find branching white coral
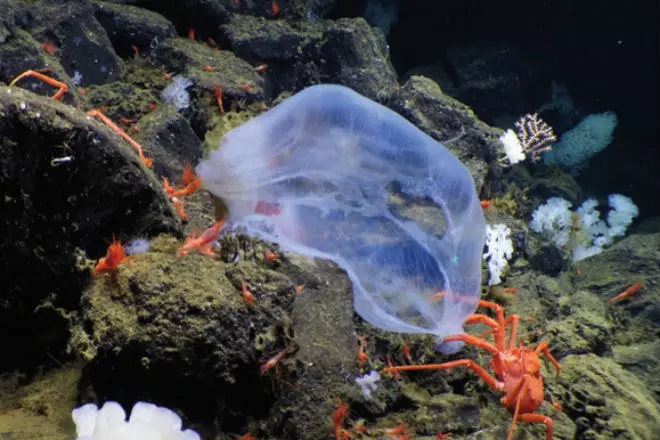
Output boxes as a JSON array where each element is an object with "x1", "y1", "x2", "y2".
[
  {"x1": 499, "y1": 113, "x2": 556, "y2": 166},
  {"x1": 483, "y1": 224, "x2": 514, "y2": 286}
]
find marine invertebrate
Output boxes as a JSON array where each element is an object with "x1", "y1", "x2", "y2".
[
  {"x1": 382, "y1": 299, "x2": 561, "y2": 440},
  {"x1": 93, "y1": 236, "x2": 129, "y2": 276},
  {"x1": 9, "y1": 69, "x2": 153, "y2": 167},
  {"x1": 196, "y1": 84, "x2": 487, "y2": 354}
]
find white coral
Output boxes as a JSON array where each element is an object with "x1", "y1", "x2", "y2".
[{"x1": 483, "y1": 223, "x2": 514, "y2": 286}]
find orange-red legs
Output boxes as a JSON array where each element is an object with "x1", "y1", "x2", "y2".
[
  {"x1": 332, "y1": 399, "x2": 349, "y2": 440},
  {"x1": 401, "y1": 343, "x2": 413, "y2": 364},
  {"x1": 41, "y1": 42, "x2": 57, "y2": 55},
  {"x1": 87, "y1": 109, "x2": 152, "y2": 167},
  {"x1": 214, "y1": 85, "x2": 225, "y2": 115},
  {"x1": 381, "y1": 300, "x2": 560, "y2": 440},
  {"x1": 240, "y1": 280, "x2": 254, "y2": 306},
  {"x1": 161, "y1": 163, "x2": 201, "y2": 219},
  {"x1": 357, "y1": 336, "x2": 369, "y2": 366},
  {"x1": 177, "y1": 219, "x2": 224, "y2": 257},
  {"x1": 9, "y1": 69, "x2": 68, "y2": 100},
  {"x1": 608, "y1": 282, "x2": 643, "y2": 304}
]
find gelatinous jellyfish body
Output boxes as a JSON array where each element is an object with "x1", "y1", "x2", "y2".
[{"x1": 197, "y1": 84, "x2": 486, "y2": 353}]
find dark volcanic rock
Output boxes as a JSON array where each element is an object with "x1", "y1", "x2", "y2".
[
  {"x1": 390, "y1": 75, "x2": 497, "y2": 188},
  {"x1": 92, "y1": 0, "x2": 177, "y2": 58},
  {"x1": 319, "y1": 18, "x2": 398, "y2": 101},
  {"x1": 155, "y1": 37, "x2": 266, "y2": 103},
  {"x1": 73, "y1": 234, "x2": 356, "y2": 439},
  {"x1": 0, "y1": 85, "x2": 181, "y2": 371},
  {"x1": 0, "y1": 0, "x2": 122, "y2": 87},
  {"x1": 222, "y1": 15, "x2": 398, "y2": 100},
  {"x1": 133, "y1": 103, "x2": 203, "y2": 181},
  {"x1": 529, "y1": 245, "x2": 567, "y2": 277}
]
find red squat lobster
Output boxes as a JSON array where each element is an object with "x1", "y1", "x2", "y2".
[{"x1": 382, "y1": 299, "x2": 561, "y2": 440}]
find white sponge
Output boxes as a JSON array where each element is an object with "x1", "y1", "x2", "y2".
[
  {"x1": 529, "y1": 197, "x2": 573, "y2": 247},
  {"x1": 607, "y1": 194, "x2": 639, "y2": 237},
  {"x1": 530, "y1": 194, "x2": 638, "y2": 262},
  {"x1": 161, "y1": 76, "x2": 193, "y2": 111},
  {"x1": 543, "y1": 112, "x2": 617, "y2": 167},
  {"x1": 72, "y1": 401, "x2": 200, "y2": 440}
]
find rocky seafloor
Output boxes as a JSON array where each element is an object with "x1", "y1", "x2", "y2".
[{"x1": 0, "y1": 0, "x2": 658, "y2": 439}]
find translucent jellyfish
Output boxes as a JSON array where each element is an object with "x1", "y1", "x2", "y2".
[{"x1": 197, "y1": 84, "x2": 486, "y2": 353}]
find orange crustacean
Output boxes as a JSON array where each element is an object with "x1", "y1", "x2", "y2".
[
  {"x1": 8, "y1": 69, "x2": 153, "y2": 167},
  {"x1": 93, "y1": 236, "x2": 129, "y2": 276},
  {"x1": 381, "y1": 299, "x2": 560, "y2": 440},
  {"x1": 177, "y1": 219, "x2": 225, "y2": 257}
]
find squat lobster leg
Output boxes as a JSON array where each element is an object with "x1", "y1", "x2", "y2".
[
  {"x1": 534, "y1": 341, "x2": 561, "y2": 380},
  {"x1": 382, "y1": 358, "x2": 503, "y2": 391},
  {"x1": 87, "y1": 109, "x2": 153, "y2": 167},
  {"x1": 9, "y1": 69, "x2": 68, "y2": 100},
  {"x1": 519, "y1": 413, "x2": 553, "y2": 440},
  {"x1": 380, "y1": 300, "x2": 560, "y2": 440}
]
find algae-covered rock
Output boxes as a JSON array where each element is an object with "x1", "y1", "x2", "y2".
[
  {"x1": 546, "y1": 290, "x2": 613, "y2": 358},
  {"x1": 73, "y1": 233, "x2": 361, "y2": 439},
  {"x1": 389, "y1": 75, "x2": 495, "y2": 188},
  {"x1": 262, "y1": 254, "x2": 358, "y2": 439},
  {"x1": 133, "y1": 103, "x2": 203, "y2": 181},
  {"x1": 222, "y1": 15, "x2": 398, "y2": 100},
  {"x1": 154, "y1": 37, "x2": 265, "y2": 100},
  {"x1": 574, "y1": 218, "x2": 659, "y2": 319},
  {"x1": 613, "y1": 340, "x2": 660, "y2": 402},
  {"x1": 0, "y1": 368, "x2": 79, "y2": 440},
  {"x1": 92, "y1": 0, "x2": 177, "y2": 58},
  {"x1": 559, "y1": 353, "x2": 660, "y2": 439},
  {"x1": 75, "y1": 235, "x2": 294, "y2": 422},
  {"x1": 0, "y1": 0, "x2": 122, "y2": 88}
]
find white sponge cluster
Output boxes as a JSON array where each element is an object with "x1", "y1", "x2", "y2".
[
  {"x1": 161, "y1": 76, "x2": 194, "y2": 111},
  {"x1": 355, "y1": 370, "x2": 381, "y2": 399},
  {"x1": 483, "y1": 223, "x2": 514, "y2": 286},
  {"x1": 529, "y1": 194, "x2": 638, "y2": 261},
  {"x1": 72, "y1": 401, "x2": 200, "y2": 440},
  {"x1": 529, "y1": 197, "x2": 574, "y2": 247}
]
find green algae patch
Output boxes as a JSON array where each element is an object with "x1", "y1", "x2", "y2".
[
  {"x1": 613, "y1": 340, "x2": 660, "y2": 402},
  {"x1": 560, "y1": 353, "x2": 660, "y2": 439},
  {"x1": 0, "y1": 367, "x2": 79, "y2": 440},
  {"x1": 202, "y1": 109, "x2": 256, "y2": 156},
  {"x1": 546, "y1": 290, "x2": 613, "y2": 358},
  {"x1": 84, "y1": 63, "x2": 166, "y2": 121}
]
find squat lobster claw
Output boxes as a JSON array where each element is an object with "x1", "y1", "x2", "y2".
[{"x1": 381, "y1": 299, "x2": 560, "y2": 440}]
